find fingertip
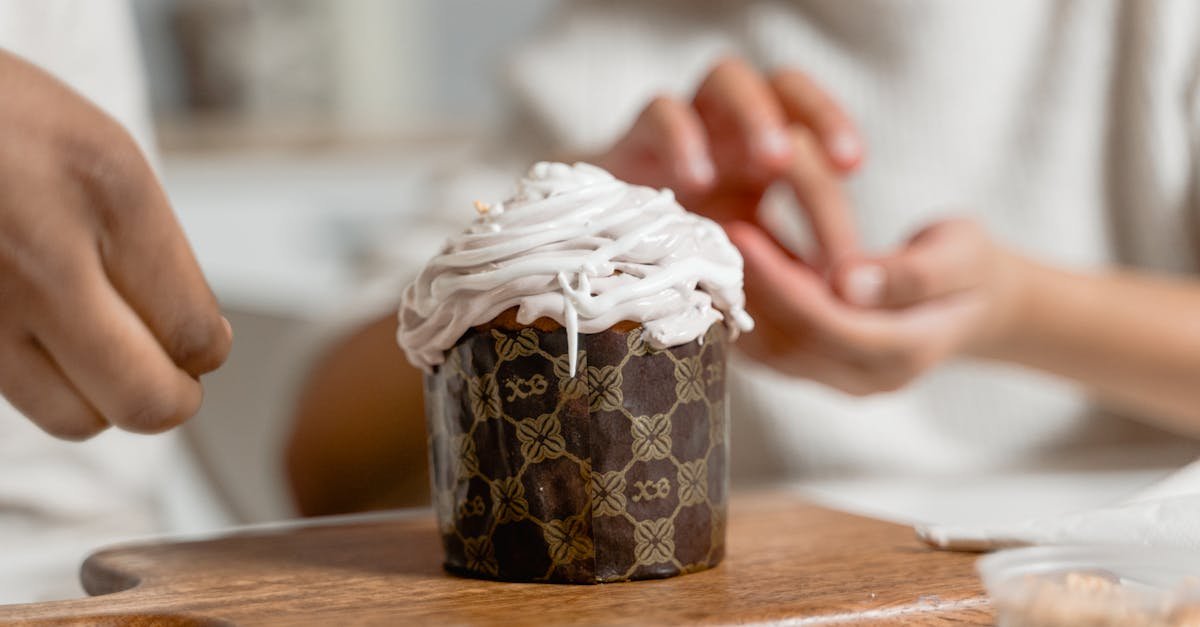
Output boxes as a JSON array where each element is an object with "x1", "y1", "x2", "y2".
[
  {"x1": 692, "y1": 57, "x2": 791, "y2": 178},
  {"x1": 725, "y1": 223, "x2": 774, "y2": 278},
  {"x1": 214, "y1": 314, "x2": 234, "y2": 368},
  {"x1": 827, "y1": 131, "x2": 864, "y2": 171},
  {"x1": 645, "y1": 95, "x2": 715, "y2": 192},
  {"x1": 768, "y1": 68, "x2": 864, "y2": 171},
  {"x1": 676, "y1": 153, "x2": 716, "y2": 191},
  {"x1": 727, "y1": 221, "x2": 802, "y2": 284},
  {"x1": 745, "y1": 128, "x2": 793, "y2": 179},
  {"x1": 837, "y1": 262, "x2": 886, "y2": 307},
  {"x1": 723, "y1": 220, "x2": 763, "y2": 253},
  {"x1": 757, "y1": 128, "x2": 793, "y2": 162},
  {"x1": 169, "y1": 314, "x2": 233, "y2": 378}
]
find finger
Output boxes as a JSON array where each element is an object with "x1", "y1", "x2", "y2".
[
  {"x1": 601, "y1": 95, "x2": 715, "y2": 193},
  {"x1": 728, "y1": 243, "x2": 889, "y2": 395},
  {"x1": 692, "y1": 57, "x2": 792, "y2": 182},
  {"x1": 836, "y1": 219, "x2": 986, "y2": 308},
  {"x1": 33, "y1": 258, "x2": 204, "y2": 434},
  {"x1": 785, "y1": 127, "x2": 860, "y2": 270},
  {"x1": 88, "y1": 143, "x2": 232, "y2": 378},
  {"x1": 725, "y1": 220, "x2": 837, "y2": 328},
  {"x1": 0, "y1": 333, "x2": 108, "y2": 441},
  {"x1": 731, "y1": 220, "x2": 909, "y2": 362},
  {"x1": 770, "y1": 69, "x2": 864, "y2": 171},
  {"x1": 731, "y1": 221, "x2": 964, "y2": 393},
  {"x1": 734, "y1": 312, "x2": 870, "y2": 391}
]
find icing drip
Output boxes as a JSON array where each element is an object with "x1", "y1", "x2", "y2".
[{"x1": 397, "y1": 162, "x2": 754, "y2": 373}]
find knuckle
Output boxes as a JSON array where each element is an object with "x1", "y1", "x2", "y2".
[
  {"x1": 837, "y1": 381, "x2": 873, "y2": 397},
  {"x1": 878, "y1": 351, "x2": 928, "y2": 388},
  {"x1": 897, "y1": 261, "x2": 937, "y2": 300},
  {"x1": 960, "y1": 221, "x2": 989, "y2": 249},
  {"x1": 845, "y1": 344, "x2": 924, "y2": 393},
  {"x1": 643, "y1": 96, "x2": 685, "y2": 134},
  {"x1": 646, "y1": 94, "x2": 677, "y2": 113},
  {"x1": 944, "y1": 216, "x2": 981, "y2": 233},
  {"x1": 851, "y1": 365, "x2": 911, "y2": 395},
  {"x1": 60, "y1": 121, "x2": 135, "y2": 190},
  {"x1": 873, "y1": 377, "x2": 909, "y2": 394},
  {"x1": 880, "y1": 362, "x2": 919, "y2": 390},
  {"x1": 834, "y1": 374, "x2": 884, "y2": 397},
  {"x1": 928, "y1": 217, "x2": 983, "y2": 248},
  {"x1": 816, "y1": 324, "x2": 863, "y2": 353},
  {"x1": 709, "y1": 56, "x2": 749, "y2": 78},
  {"x1": 769, "y1": 67, "x2": 809, "y2": 89},
  {"x1": 695, "y1": 57, "x2": 752, "y2": 104},
  {"x1": 60, "y1": 125, "x2": 156, "y2": 232},
  {"x1": 881, "y1": 343, "x2": 919, "y2": 371},
  {"x1": 787, "y1": 126, "x2": 821, "y2": 161}
]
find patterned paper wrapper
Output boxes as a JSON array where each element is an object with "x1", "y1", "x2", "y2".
[{"x1": 423, "y1": 312, "x2": 729, "y2": 583}]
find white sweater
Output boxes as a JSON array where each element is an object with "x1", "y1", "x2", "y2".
[
  {"x1": 0, "y1": 0, "x2": 177, "y2": 603},
  {"x1": 504, "y1": 0, "x2": 1200, "y2": 479}
]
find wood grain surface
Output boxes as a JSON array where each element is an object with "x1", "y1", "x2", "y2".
[{"x1": 0, "y1": 492, "x2": 993, "y2": 625}]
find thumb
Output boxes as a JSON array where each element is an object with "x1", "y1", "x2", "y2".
[{"x1": 836, "y1": 219, "x2": 987, "y2": 308}]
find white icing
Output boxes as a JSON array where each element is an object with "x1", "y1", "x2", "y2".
[{"x1": 397, "y1": 162, "x2": 754, "y2": 374}]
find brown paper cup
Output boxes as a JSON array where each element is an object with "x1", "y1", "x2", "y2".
[{"x1": 423, "y1": 313, "x2": 729, "y2": 583}]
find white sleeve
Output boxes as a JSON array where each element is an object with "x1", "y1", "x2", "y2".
[
  {"x1": 1191, "y1": 66, "x2": 1200, "y2": 254},
  {"x1": 0, "y1": 0, "x2": 155, "y2": 159}
]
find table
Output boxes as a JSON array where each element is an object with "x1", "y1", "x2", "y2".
[{"x1": 0, "y1": 493, "x2": 993, "y2": 625}]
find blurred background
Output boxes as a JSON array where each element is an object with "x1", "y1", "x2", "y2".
[
  {"x1": 137, "y1": 0, "x2": 559, "y2": 134},
  {"x1": 129, "y1": 0, "x2": 563, "y2": 525},
  {"x1": 7, "y1": 0, "x2": 1199, "y2": 608},
  {"x1": 126, "y1": 0, "x2": 1196, "y2": 529},
  {"x1": 133, "y1": 0, "x2": 559, "y2": 310}
]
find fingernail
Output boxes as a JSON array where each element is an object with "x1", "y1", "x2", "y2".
[
  {"x1": 688, "y1": 155, "x2": 715, "y2": 186},
  {"x1": 829, "y1": 132, "x2": 860, "y2": 165},
  {"x1": 845, "y1": 265, "x2": 885, "y2": 307},
  {"x1": 221, "y1": 316, "x2": 233, "y2": 340},
  {"x1": 758, "y1": 129, "x2": 792, "y2": 160}
]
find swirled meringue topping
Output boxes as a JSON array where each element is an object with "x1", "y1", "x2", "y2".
[{"x1": 397, "y1": 162, "x2": 754, "y2": 374}]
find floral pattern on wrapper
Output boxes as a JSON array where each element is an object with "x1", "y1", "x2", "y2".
[{"x1": 424, "y1": 321, "x2": 728, "y2": 583}]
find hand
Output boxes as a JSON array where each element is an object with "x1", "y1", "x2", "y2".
[
  {"x1": 598, "y1": 57, "x2": 864, "y2": 271},
  {"x1": 0, "y1": 50, "x2": 231, "y2": 439},
  {"x1": 727, "y1": 218, "x2": 1026, "y2": 394}
]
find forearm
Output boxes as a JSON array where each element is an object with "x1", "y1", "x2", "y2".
[
  {"x1": 979, "y1": 257, "x2": 1200, "y2": 434},
  {"x1": 286, "y1": 314, "x2": 430, "y2": 516}
]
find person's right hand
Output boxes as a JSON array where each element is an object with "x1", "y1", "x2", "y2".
[
  {"x1": 0, "y1": 50, "x2": 231, "y2": 440},
  {"x1": 597, "y1": 56, "x2": 864, "y2": 272}
]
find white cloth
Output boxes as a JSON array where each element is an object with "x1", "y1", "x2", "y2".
[
  {"x1": 496, "y1": 0, "x2": 1200, "y2": 483},
  {"x1": 0, "y1": 0, "x2": 186, "y2": 603},
  {"x1": 919, "y1": 459, "x2": 1200, "y2": 551}
]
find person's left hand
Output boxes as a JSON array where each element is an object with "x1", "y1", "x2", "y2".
[{"x1": 725, "y1": 217, "x2": 1028, "y2": 394}]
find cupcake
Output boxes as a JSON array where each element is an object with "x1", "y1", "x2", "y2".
[{"x1": 398, "y1": 162, "x2": 753, "y2": 583}]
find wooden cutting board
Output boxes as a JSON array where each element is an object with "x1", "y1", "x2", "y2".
[{"x1": 0, "y1": 492, "x2": 993, "y2": 625}]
